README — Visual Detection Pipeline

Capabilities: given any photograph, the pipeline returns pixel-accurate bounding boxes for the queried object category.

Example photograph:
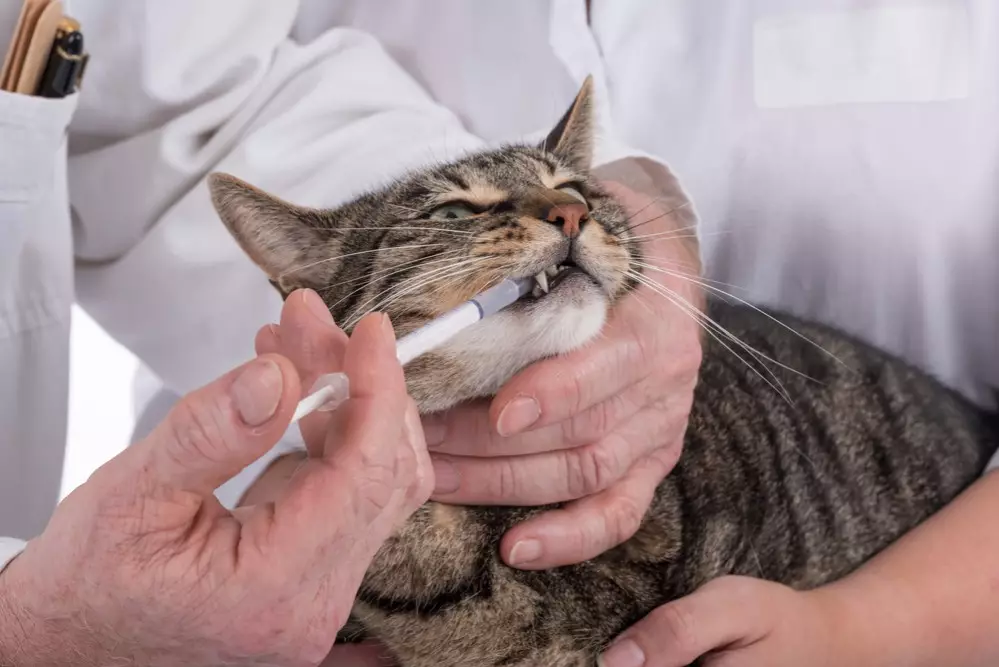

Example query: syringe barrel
[396,302,480,366]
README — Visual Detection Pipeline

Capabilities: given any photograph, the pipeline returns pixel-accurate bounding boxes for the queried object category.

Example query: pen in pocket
[37,17,86,98]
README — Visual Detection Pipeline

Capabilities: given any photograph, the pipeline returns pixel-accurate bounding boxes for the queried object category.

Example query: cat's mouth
[528,261,582,298]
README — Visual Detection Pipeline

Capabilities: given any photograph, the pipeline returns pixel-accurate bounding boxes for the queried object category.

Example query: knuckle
[566,393,627,443]
[352,463,399,522]
[604,493,646,546]
[165,396,229,467]
[563,443,622,498]
[494,458,522,500]
[650,603,701,656]
[561,371,587,418]
[708,575,763,604]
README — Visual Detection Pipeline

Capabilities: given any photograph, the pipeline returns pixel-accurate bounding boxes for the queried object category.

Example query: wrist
[811,571,930,667]
[0,557,43,666]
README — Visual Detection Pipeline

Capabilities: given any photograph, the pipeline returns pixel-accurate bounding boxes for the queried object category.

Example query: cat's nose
[545,203,588,238]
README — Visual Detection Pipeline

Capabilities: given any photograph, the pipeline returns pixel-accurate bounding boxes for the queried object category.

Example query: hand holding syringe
[290,277,534,423]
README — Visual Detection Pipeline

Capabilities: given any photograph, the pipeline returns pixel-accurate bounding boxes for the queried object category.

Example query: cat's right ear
[541,75,595,171]
[208,172,330,290]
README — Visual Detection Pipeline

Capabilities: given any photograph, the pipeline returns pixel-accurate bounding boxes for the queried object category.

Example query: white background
[61,305,141,499]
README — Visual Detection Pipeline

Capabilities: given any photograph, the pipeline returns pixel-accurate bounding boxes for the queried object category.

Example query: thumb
[135,354,302,496]
[598,577,768,667]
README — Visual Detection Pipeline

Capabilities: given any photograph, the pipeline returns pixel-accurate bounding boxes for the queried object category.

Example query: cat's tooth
[531,284,544,298]
[545,265,559,278]
[533,271,549,294]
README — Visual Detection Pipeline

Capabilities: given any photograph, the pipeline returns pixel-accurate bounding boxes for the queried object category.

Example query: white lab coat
[0,0,661,568]
[2,0,997,573]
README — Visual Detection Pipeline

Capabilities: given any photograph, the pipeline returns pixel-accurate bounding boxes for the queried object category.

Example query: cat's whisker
[322,252,466,311]
[627,220,698,237]
[345,258,491,324]
[349,264,492,329]
[622,231,701,243]
[635,278,822,473]
[619,195,662,223]
[344,260,473,326]
[321,250,463,295]
[278,243,448,280]
[625,269,794,404]
[356,225,474,236]
[345,258,499,329]
[634,261,848,373]
[629,259,744,289]
[625,201,694,232]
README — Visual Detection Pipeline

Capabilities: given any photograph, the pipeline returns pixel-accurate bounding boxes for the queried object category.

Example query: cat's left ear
[208,172,334,292]
[541,75,595,171]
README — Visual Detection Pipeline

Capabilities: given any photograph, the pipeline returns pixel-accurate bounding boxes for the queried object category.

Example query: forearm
[0,558,79,666]
[0,584,29,666]
[822,470,999,666]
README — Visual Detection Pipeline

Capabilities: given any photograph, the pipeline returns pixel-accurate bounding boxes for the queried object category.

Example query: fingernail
[599,639,645,667]
[422,414,447,448]
[432,458,461,494]
[508,539,543,566]
[381,313,395,336]
[302,289,334,325]
[496,395,540,437]
[232,359,284,427]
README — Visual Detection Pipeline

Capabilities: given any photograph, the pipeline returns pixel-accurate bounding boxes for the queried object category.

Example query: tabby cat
[208,78,999,667]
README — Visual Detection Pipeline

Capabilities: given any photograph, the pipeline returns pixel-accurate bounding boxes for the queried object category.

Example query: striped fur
[209,80,999,666]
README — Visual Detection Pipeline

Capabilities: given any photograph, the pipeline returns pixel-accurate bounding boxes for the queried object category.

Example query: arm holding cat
[601,469,999,667]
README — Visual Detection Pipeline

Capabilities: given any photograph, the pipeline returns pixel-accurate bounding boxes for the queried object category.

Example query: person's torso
[591,0,999,405]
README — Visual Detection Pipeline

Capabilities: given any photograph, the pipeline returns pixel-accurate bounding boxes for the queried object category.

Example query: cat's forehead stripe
[430,181,508,206]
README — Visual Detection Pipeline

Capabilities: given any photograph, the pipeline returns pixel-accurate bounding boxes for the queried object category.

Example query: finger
[500,445,681,569]
[598,577,770,667]
[338,313,404,400]
[254,323,280,355]
[430,406,671,504]
[137,354,301,495]
[402,397,434,509]
[422,379,648,456]
[278,289,350,453]
[274,314,412,565]
[486,310,652,436]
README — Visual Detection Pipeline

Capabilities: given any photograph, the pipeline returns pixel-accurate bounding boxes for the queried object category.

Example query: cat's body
[209,78,999,666]
[340,300,996,667]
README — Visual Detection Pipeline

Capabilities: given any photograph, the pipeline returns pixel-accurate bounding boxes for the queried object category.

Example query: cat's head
[209,77,641,413]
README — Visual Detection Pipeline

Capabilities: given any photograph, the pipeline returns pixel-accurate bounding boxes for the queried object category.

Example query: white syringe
[290,276,534,423]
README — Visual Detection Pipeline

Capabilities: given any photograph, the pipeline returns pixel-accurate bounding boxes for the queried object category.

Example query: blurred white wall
[60,305,141,499]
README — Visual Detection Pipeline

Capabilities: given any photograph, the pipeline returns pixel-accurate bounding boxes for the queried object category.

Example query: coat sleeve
[67,0,485,397]
[0,537,25,574]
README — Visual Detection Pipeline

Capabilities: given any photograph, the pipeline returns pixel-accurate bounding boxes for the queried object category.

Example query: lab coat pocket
[0,90,78,277]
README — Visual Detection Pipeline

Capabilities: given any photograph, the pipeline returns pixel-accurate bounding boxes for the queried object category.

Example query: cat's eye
[429,202,478,220]
[557,184,588,206]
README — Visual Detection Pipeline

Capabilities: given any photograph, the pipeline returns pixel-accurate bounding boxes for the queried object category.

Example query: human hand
[421,179,704,569]
[253,289,409,667]
[0,312,431,667]
[598,576,854,667]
